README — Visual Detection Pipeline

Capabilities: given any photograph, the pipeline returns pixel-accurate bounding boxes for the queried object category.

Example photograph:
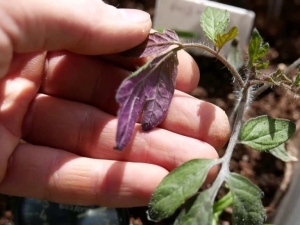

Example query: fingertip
[66,3,152,54]
[1,0,152,55]
[207,107,230,150]
[118,8,150,24]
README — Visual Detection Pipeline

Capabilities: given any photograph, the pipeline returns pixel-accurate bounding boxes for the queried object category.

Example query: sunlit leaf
[240,115,296,151]
[257,43,270,59]
[115,51,178,150]
[248,28,262,67]
[226,173,266,225]
[269,144,298,162]
[200,7,230,42]
[174,189,214,225]
[248,29,269,68]
[121,30,180,57]
[148,159,217,222]
[256,60,269,70]
[215,26,238,50]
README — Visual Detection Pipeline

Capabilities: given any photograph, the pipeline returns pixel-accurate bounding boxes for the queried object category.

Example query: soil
[1,0,299,225]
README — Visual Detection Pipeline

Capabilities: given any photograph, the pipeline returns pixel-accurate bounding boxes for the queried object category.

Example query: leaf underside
[115,51,178,150]
[120,30,180,58]
[240,115,296,151]
[174,189,214,225]
[226,173,266,225]
[148,159,216,222]
[269,144,298,162]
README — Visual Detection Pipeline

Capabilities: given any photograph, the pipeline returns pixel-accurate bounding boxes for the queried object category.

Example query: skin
[0,0,230,207]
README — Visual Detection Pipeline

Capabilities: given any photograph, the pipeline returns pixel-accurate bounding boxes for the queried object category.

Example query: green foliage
[256,60,269,70]
[200,7,237,51]
[200,7,229,42]
[213,191,233,213]
[262,69,292,86]
[213,191,233,225]
[215,26,238,50]
[240,115,296,151]
[293,66,300,86]
[174,189,214,225]
[115,5,300,225]
[226,173,266,225]
[248,28,269,69]
[269,144,298,162]
[148,159,217,222]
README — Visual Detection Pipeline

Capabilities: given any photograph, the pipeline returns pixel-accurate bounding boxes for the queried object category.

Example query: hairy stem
[229,92,242,127]
[210,87,251,198]
[180,43,244,88]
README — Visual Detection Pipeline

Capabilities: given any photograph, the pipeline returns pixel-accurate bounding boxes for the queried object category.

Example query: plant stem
[210,87,250,199]
[284,57,300,75]
[181,43,244,88]
[253,57,300,97]
[229,93,242,128]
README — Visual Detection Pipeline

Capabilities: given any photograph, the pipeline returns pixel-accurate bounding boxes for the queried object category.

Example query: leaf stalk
[181,43,244,88]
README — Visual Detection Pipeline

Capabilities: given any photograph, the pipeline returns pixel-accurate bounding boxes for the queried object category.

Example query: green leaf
[263,69,292,85]
[213,191,233,225]
[280,73,293,84]
[148,159,217,222]
[213,191,233,213]
[293,67,300,86]
[240,115,296,151]
[215,26,238,50]
[248,29,269,67]
[248,28,262,67]
[226,173,266,225]
[265,76,280,86]
[256,60,269,70]
[200,7,230,42]
[257,43,270,58]
[269,144,298,162]
[174,189,214,225]
[227,39,244,70]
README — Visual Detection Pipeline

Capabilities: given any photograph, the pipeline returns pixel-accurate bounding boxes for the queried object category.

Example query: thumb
[0,0,151,77]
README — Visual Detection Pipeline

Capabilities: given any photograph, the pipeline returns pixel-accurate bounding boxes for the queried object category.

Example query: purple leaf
[115,51,178,150]
[121,30,180,58]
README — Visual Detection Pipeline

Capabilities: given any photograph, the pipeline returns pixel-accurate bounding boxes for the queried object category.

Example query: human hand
[0,0,230,207]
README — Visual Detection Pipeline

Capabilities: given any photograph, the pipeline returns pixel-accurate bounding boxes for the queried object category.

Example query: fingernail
[119,9,150,23]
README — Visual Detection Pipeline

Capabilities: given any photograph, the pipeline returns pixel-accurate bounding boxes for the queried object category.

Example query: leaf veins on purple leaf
[115,51,179,150]
[121,30,180,58]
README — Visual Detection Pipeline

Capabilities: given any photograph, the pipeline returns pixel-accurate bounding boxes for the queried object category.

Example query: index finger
[0,0,151,78]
